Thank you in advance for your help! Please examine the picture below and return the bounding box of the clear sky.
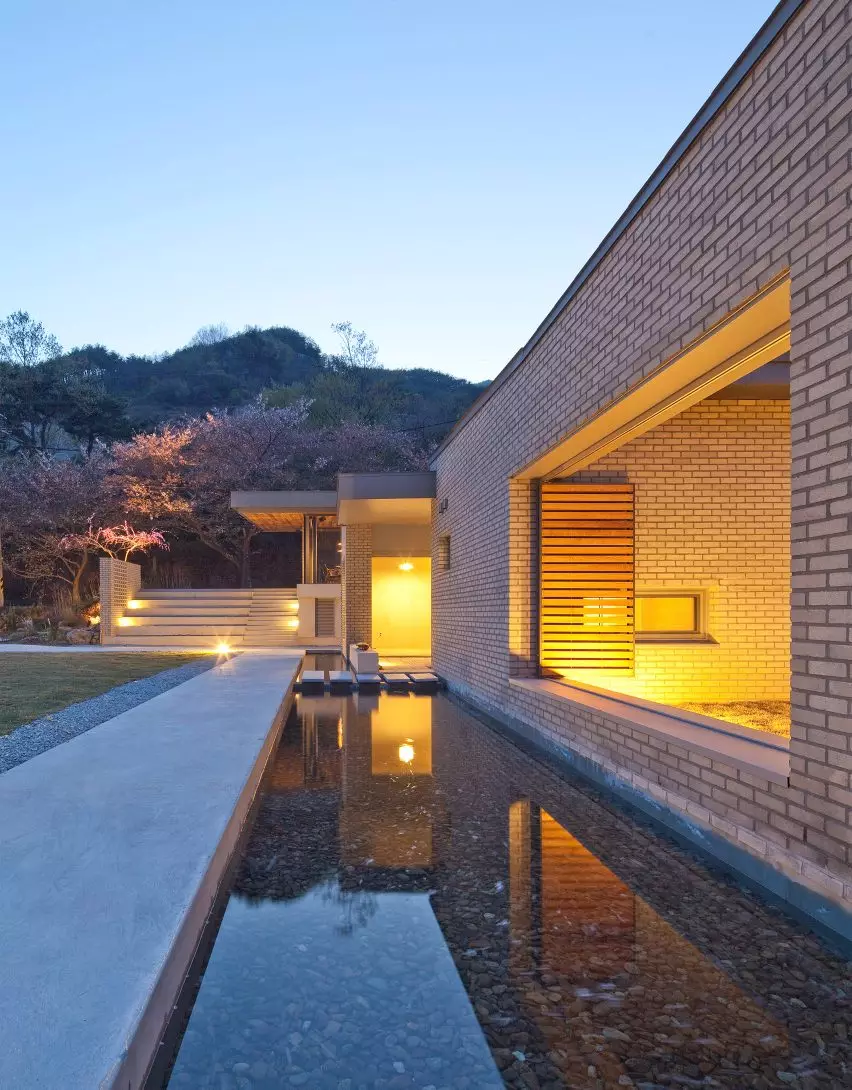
[1,0,777,382]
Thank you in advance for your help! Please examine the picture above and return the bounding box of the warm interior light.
[127,600,142,609]
[117,617,134,627]
[215,642,231,655]
[398,561,414,572]
[398,742,415,764]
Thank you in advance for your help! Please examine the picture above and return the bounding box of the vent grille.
[315,598,336,638]
[539,482,635,675]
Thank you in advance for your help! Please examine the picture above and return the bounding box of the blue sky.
[1,1,776,382]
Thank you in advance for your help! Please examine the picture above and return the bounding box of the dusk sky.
[2,1,777,381]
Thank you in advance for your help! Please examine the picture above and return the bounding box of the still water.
[158,690,852,1090]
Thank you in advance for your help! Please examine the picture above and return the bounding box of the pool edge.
[445,685,852,960]
[114,670,299,1090]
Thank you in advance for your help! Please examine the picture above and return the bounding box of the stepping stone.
[299,670,326,691]
[382,672,410,690]
[408,672,439,690]
[356,673,382,689]
[328,670,353,690]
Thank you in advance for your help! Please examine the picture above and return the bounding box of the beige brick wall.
[99,557,141,644]
[564,399,791,704]
[433,0,852,911]
[341,525,372,653]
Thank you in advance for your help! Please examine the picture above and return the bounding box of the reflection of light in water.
[337,718,343,749]
[398,742,415,764]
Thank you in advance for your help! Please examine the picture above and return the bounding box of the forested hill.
[55,325,486,441]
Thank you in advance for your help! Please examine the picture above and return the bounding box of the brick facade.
[341,525,372,652]
[566,398,791,704]
[99,557,142,644]
[433,0,852,918]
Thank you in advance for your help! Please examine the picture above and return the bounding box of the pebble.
[157,694,852,1090]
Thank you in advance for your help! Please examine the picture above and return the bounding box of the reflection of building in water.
[266,694,345,792]
[340,693,443,885]
[508,802,787,1087]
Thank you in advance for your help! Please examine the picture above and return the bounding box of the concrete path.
[0,651,301,1090]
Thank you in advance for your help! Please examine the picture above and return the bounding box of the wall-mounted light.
[398,742,415,764]
[287,618,299,629]
[215,642,231,655]
[117,617,134,627]
[398,561,414,572]
[127,600,141,609]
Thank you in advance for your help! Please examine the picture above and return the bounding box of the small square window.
[636,592,708,641]
[438,534,451,572]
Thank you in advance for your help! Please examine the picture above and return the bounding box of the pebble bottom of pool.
[154,690,852,1090]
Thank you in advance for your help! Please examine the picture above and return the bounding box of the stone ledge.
[509,677,790,785]
[0,651,301,1090]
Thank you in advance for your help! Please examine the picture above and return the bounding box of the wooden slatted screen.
[539,482,635,675]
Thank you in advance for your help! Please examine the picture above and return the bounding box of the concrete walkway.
[0,651,301,1090]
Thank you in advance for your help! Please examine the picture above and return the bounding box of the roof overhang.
[230,490,337,531]
[337,472,435,526]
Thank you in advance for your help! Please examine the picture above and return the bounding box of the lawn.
[0,652,206,736]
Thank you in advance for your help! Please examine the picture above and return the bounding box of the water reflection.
[162,692,852,1090]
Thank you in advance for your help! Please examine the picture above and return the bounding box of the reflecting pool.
[158,691,852,1089]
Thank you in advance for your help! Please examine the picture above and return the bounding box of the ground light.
[215,642,231,655]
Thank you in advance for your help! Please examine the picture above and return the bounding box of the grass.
[0,652,206,736]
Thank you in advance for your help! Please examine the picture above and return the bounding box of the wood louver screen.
[539,482,635,675]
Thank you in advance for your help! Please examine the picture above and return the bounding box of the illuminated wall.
[371,556,431,655]
[562,399,790,705]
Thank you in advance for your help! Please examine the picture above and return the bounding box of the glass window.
[636,593,702,638]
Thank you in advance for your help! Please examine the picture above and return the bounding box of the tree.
[0,311,61,367]
[330,321,379,371]
[0,358,133,454]
[0,453,119,605]
[113,403,312,587]
[186,323,231,348]
[60,520,168,562]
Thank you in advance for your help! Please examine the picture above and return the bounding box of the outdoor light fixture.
[398,742,415,764]
[117,617,134,627]
[127,600,141,609]
[398,561,414,572]
[287,618,299,629]
[215,642,231,655]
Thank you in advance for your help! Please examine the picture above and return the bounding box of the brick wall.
[433,0,852,914]
[341,525,372,653]
[564,398,791,704]
[99,558,141,644]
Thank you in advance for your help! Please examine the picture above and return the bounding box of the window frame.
[634,588,712,643]
[438,534,451,572]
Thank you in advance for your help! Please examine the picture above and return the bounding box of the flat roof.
[232,476,437,529]
[337,472,436,501]
[231,491,338,531]
[433,0,806,461]
[230,490,338,514]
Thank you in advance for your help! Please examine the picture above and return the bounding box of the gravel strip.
[0,658,216,775]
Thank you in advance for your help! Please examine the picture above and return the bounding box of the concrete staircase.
[111,588,303,649]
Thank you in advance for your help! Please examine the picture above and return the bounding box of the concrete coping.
[0,651,302,1089]
[510,677,790,785]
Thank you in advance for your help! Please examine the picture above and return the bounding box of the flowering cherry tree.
[59,520,169,562]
